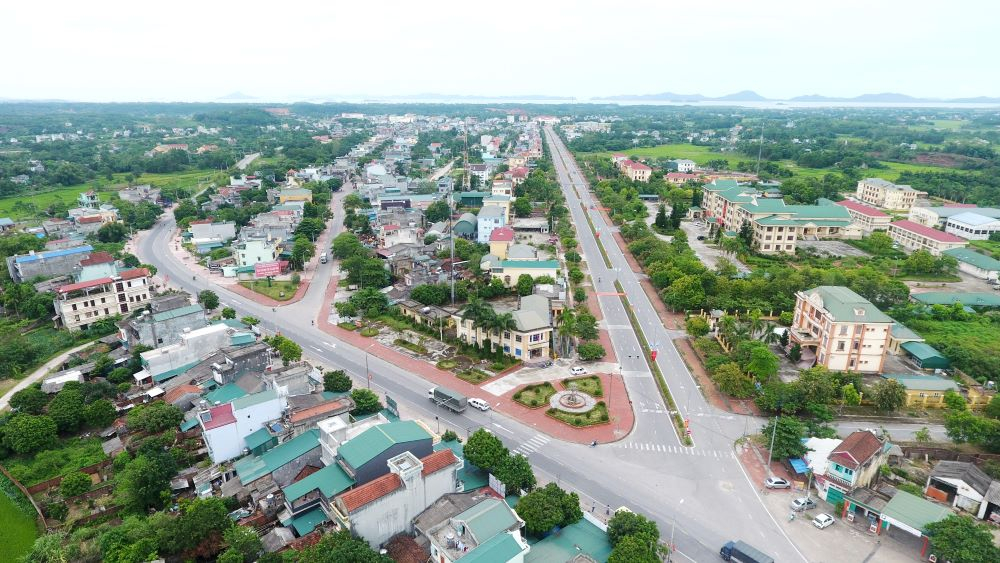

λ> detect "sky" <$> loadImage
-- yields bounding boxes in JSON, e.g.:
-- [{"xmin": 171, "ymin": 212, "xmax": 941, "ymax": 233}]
[{"xmin": 3, "ymin": 0, "xmax": 999, "ymax": 102}]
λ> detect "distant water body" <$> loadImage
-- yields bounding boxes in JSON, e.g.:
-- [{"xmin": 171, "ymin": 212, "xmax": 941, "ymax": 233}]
[{"xmin": 333, "ymin": 97, "xmax": 1000, "ymax": 109}]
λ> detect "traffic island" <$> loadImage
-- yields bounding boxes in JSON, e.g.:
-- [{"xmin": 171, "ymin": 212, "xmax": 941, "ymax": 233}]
[
  {"xmin": 513, "ymin": 382, "xmax": 557, "ymax": 408},
  {"xmin": 546, "ymin": 401, "xmax": 610, "ymax": 428}
]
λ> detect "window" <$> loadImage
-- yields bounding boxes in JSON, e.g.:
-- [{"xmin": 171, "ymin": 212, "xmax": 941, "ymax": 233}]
[
  {"xmin": 839, "ymin": 325, "xmax": 848, "ymax": 336},
  {"xmin": 515, "ymin": 335, "xmax": 522, "ymax": 342},
  {"xmin": 837, "ymin": 341, "xmax": 845, "ymax": 352},
  {"xmin": 530, "ymin": 333, "xmax": 543, "ymax": 342}
]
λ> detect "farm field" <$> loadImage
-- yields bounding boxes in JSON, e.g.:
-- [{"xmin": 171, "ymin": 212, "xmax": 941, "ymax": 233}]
[
  {"xmin": 581, "ymin": 142, "xmax": 971, "ymax": 182},
  {"xmin": 0, "ymin": 486, "xmax": 38, "ymax": 561},
  {"xmin": 0, "ymin": 168, "xmax": 224, "ymax": 218}
]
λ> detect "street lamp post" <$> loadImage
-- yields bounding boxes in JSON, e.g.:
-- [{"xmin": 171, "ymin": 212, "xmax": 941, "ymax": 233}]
[
  {"xmin": 766, "ymin": 415, "xmax": 779, "ymax": 476},
  {"xmin": 669, "ymin": 498, "xmax": 684, "ymax": 562}
]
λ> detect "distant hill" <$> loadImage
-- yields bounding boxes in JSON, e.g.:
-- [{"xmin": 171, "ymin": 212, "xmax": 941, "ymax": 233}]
[
  {"xmin": 216, "ymin": 91, "xmax": 257, "ymax": 101},
  {"xmin": 598, "ymin": 90, "xmax": 1000, "ymax": 104}
]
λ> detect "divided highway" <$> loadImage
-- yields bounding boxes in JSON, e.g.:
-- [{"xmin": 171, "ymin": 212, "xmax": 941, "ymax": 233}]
[{"xmin": 138, "ymin": 146, "xmax": 808, "ymax": 561}]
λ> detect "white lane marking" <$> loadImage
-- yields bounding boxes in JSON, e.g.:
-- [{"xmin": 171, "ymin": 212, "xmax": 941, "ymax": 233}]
[{"xmin": 492, "ymin": 423, "xmax": 514, "ymax": 436}]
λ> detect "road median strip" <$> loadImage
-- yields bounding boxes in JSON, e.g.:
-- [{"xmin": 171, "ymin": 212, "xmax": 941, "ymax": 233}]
[
  {"xmin": 615, "ymin": 280, "xmax": 693, "ymax": 447},
  {"xmin": 579, "ymin": 202, "xmax": 613, "ymax": 267}
]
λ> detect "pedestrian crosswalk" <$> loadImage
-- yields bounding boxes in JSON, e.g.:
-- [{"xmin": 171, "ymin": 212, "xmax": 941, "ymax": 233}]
[
  {"xmin": 611, "ymin": 442, "xmax": 735, "ymax": 458},
  {"xmin": 512, "ymin": 434, "xmax": 550, "ymax": 457}
]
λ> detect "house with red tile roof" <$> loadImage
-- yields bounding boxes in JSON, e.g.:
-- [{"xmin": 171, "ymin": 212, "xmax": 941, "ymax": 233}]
[
  {"xmin": 620, "ymin": 159, "xmax": 652, "ymax": 183},
  {"xmin": 888, "ymin": 220, "xmax": 968, "ymax": 256},
  {"xmin": 332, "ymin": 449, "xmax": 462, "ymax": 548},
  {"xmin": 836, "ymin": 200, "xmax": 891, "ymax": 234},
  {"xmin": 814, "ymin": 430, "xmax": 888, "ymax": 503}
]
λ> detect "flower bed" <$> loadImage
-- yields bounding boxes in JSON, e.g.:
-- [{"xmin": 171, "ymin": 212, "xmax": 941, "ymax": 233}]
[
  {"xmin": 359, "ymin": 327, "xmax": 379, "ymax": 337},
  {"xmin": 394, "ymin": 339, "xmax": 428, "ymax": 355},
  {"xmin": 547, "ymin": 401, "xmax": 610, "ymax": 427},
  {"xmin": 456, "ymin": 368, "xmax": 492, "ymax": 384},
  {"xmin": 436, "ymin": 359, "xmax": 459, "ymax": 370},
  {"xmin": 561, "ymin": 375, "xmax": 603, "ymax": 398},
  {"xmin": 513, "ymin": 382, "xmax": 557, "ymax": 408}
]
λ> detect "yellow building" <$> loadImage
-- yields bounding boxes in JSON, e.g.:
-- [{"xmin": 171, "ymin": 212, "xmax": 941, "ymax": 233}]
[
  {"xmin": 882, "ymin": 374, "xmax": 959, "ymax": 409},
  {"xmin": 278, "ymin": 188, "xmax": 313, "ymax": 204},
  {"xmin": 453, "ymin": 295, "xmax": 553, "ymax": 360}
]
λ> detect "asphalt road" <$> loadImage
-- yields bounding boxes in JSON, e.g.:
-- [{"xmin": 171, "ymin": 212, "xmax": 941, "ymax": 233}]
[
  {"xmin": 235, "ymin": 152, "xmax": 260, "ymax": 171},
  {"xmin": 139, "ymin": 151, "xmax": 808, "ymax": 561}
]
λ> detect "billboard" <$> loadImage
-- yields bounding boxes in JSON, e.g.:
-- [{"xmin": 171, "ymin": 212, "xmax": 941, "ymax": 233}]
[{"xmin": 254, "ymin": 261, "xmax": 281, "ymax": 278}]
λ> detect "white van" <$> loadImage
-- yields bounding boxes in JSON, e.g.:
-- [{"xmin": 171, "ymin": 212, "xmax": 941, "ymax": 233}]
[
  {"xmin": 468, "ymin": 398, "xmax": 490, "ymax": 411},
  {"xmin": 320, "ymin": 252, "xmax": 328, "ymax": 264}
]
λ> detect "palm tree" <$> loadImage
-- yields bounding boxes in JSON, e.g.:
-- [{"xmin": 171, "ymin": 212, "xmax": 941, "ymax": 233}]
[
  {"xmin": 493, "ymin": 312, "xmax": 517, "ymax": 335},
  {"xmin": 556, "ymin": 310, "xmax": 577, "ymax": 357},
  {"xmin": 461, "ymin": 298, "xmax": 489, "ymax": 325},
  {"xmin": 761, "ymin": 322, "xmax": 780, "ymax": 345},
  {"xmin": 474, "ymin": 307, "xmax": 498, "ymax": 336},
  {"xmin": 748, "ymin": 309, "xmax": 764, "ymax": 338},
  {"xmin": 719, "ymin": 314, "xmax": 737, "ymax": 338}
]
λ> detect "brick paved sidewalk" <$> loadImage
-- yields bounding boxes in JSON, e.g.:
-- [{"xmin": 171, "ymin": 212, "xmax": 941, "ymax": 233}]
[{"xmin": 314, "ymin": 273, "xmax": 634, "ymax": 443}]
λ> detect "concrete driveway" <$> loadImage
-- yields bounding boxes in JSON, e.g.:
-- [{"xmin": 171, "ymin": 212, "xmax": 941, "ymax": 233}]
[{"xmin": 680, "ymin": 221, "xmax": 750, "ymax": 273}]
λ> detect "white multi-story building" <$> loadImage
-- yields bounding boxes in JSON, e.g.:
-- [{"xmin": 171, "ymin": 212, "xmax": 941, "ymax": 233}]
[
  {"xmin": 789, "ymin": 286, "xmax": 894, "ymax": 373},
  {"xmin": 944, "ymin": 212, "xmax": 1000, "ymax": 241},
  {"xmin": 908, "ymin": 205, "xmax": 1000, "ymax": 228},
  {"xmin": 673, "ymin": 159, "xmax": 697, "ymax": 173},
  {"xmin": 888, "ymin": 220, "xmax": 968, "ymax": 256},
  {"xmin": 855, "ymin": 178, "xmax": 919, "ymax": 210},
  {"xmin": 54, "ymin": 268, "xmax": 152, "ymax": 331},
  {"xmin": 199, "ymin": 389, "xmax": 284, "ymax": 463},
  {"xmin": 477, "ymin": 205, "xmax": 507, "ymax": 243}
]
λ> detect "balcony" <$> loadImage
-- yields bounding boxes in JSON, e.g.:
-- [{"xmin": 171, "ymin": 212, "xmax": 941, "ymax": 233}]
[{"xmin": 790, "ymin": 327, "xmax": 821, "ymax": 346}]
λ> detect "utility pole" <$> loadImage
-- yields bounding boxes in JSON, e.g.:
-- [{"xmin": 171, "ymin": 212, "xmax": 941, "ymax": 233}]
[{"xmin": 766, "ymin": 415, "xmax": 779, "ymax": 476}]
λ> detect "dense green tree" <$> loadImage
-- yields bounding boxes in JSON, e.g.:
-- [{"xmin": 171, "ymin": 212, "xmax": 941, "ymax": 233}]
[
  {"xmin": 48, "ymin": 388, "xmax": 85, "ymax": 433},
  {"xmin": 746, "ymin": 347, "xmax": 779, "ymax": 380},
  {"xmin": 332, "ymin": 232, "xmax": 367, "ymax": 259},
  {"xmin": 870, "ymin": 379, "xmax": 907, "ymax": 412},
  {"xmin": 464, "ymin": 428, "xmax": 509, "ymax": 472},
  {"xmin": 985, "ymin": 395, "xmax": 1000, "ymax": 420},
  {"xmin": 608, "ymin": 510, "xmax": 660, "ymax": 546},
  {"xmin": 574, "ymin": 311, "xmax": 599, "ymax": 340},
  {"xmin": 84, "ymin": 399, "xmax": 117, "ymax": 428},
  {"xmin": 925, "ymin": 515, "xmax": 1000, "ymax": 563},
  {"xmin": 269, "ymin": 334, "xmax": 303, "ymax": 364},
  {"xmin": 685, "ymin": 316, "xmax": 710, "ymax": 337},
  {"xmin": 220, "ymin": 525, "xmax": 263, "ymax": 563},
  {"xmin": 411, "ymin": 283, "xmax": 449, "ymax": 306},
  {"xmin": 760, "ymin": 416, "xmax": 809, "ymax": 459},
  {"xmin": 515, "ymin": 483, "xmax": 583, "ymax": 536},
  {"xmin": 516, "ymin": 274, "xmax": 535, "ymax": 296},
  {"xmin": 350, "ymin": 388, "xmax": 382, "ymax": 416},
  {"xmin": 197, "ymin": 290, "xmax": 220, "ymax": 310},
  {"xmin": 943, "ymin": 390, "xmax": 968, "ymax": 411},
  {"xmin": 60, "ymin": 471, "xmax": 92, "ymax": 498},
  {"xmin": 221, "ymin": 307, "xmax": 236, "ymax": 319},
  {"xmin": 9, "ymin": 386, "xmax": 50, "ymax": 414},
  {"xmin": 117, "ymin": 453, "xmax": 176, "ymax": 513},
  {"xmin": 608, "ymin": 534, "xmax": 660, "ymax": 563},
  {"xmin": 713, "ymin": 362, "xmax": 755, "ymax": 398},
  {"xmin": 349, "ymin": 287, "xmax": 390, "ymax": 318},
  {"xmin": 292, "ymin": 530, "xmax": 393, "ymax": 562},
  {"xmin": 577, "ymin": 342, "xmax": 607, "ymax": 361},
  {"xmin": 662, "ymin": 274, "xmax": 705, "ymax": 311},
  {"xmin": 513, "ymin": 197, "xmax": 533, "ymax": 217},
  {"xmin": 126, "ymin": 401, "xmax": 183, "ymax": 433},
  {"xmin": 2, "ymin": 414, "xmax": 58, "ymax": 453},
  {"xmin": 495, "ymin": 453, "xmax": 536, "ymax": 495},
  {"xmin": 425, "ymin": 200, "xmax": 452, "ymax": 223},
  {"xmin": 323, "ymin": 370, "xmax": 353, "ymax": 393},
  {"xmin": 96, "ymin": 222, "xmax": 128, "ymax": 243}
]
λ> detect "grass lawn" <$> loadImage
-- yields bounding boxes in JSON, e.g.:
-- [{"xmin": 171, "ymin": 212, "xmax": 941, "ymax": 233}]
[
  {"xmin": 561, "ymin": 375, "xmax": 604, "ymax": 398},
  {"xmin": 547, "ymin": 402, "xmax": 610, "ymax": 427},
  {"xmin": 456, "ymin": 369, "xmax": 492, "ymax": 384},
  {"xmin": 513, "ymin": 382, "xmax": 556, "ymax": 408},
  {"xmin": 905, "ymin": 318, "xmax": 1000, "ymax": 383},
  {"xmin": 0, "ymin": 492, "xmax": 37, "ymax": 561},
  {"xmin": 581, "ymin": 144, "xmax": 744, "ymax": 167},
  {"xmin": 238, "ymin": 280, "xmax": 299, "ymax": 301},
  {"xmin": 0, "ymin": 168, "xmax": 223, "ymax": 219},
  {"xmin": 970, "ymin": 240, "xmax": 1000, "ymax": 259},
  {"xmin": 394, "ymin": 339, "xmax": 428, "ymax": 355},
  {"xmin": 359, "ymin": 327, "xmax": 379, "ymax": 337},
  {"xmin": 436, "ymin": 359, "xmax": 459, "ymax": 370},
  {"xmin": 894, "ymin": 273, "xmax": 962, "ymax": 282}
]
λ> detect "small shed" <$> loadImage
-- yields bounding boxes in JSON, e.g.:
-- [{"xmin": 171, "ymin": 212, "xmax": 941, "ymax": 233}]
[
  {"xmin": 900, "ymin": 341, "xmax": 950, "ymax": 370},
  {"xmin": 41, "ymin": 370, "xmax": 84, "ymax": 393},
  {"xmin": 925, "ymin": 461, "xmax": 994, "ymax": 517},
  {"xmin": 878, "ymin": 491, "xmax": 951, "ymax": 558}
]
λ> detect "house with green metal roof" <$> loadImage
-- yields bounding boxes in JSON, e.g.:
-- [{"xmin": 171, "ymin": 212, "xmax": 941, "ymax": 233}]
[
  {"xmin": 942, "ymin": 247, "xmax": 1000, "ymax": 281},
  {"xmin": 336, "ymin": 420, "xmax": 433, "ymax": 484},
  {"xmin": 878, "ymin": 490, "xmax": 951, "ymax": 558},
  {"xmin": 911, "ymin": 291, "xmax": 1000, "ymax": 309},
  {"xmin": 281, "ymin": 463, "xmax": 355, "ymax": 518},
  {"xmin": 900, "ymin": 341, "xmax": 950, "ymax": 370},
  {"xmin": 791, "ymin": 286, "xmax": 894, "ymax": 373},
  {"xmin": 235, "ymin": 429, "xmax": 322, "ymax": 486},
  {"xmin": 882, "ymin": 374, "xmax": 960, "ymax": 409}
]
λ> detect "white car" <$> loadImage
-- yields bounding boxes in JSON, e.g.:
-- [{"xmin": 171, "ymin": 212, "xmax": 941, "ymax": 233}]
[
  {"xmin": 570, "ymin": 367, "xmax": 587, "ymax": 375},
  {"xmin": 812, "ymin": 513, "xmax": 835, "ymax": 529},
  {"xmin": 468, "ymin": 398, "xmax": 490, "ymax": 411}
]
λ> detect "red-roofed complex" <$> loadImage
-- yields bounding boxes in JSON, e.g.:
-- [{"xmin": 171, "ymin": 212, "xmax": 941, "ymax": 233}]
[
  {"xmin": 79, "ymin": 252, "xmax": 116, "ymax": 266},
  {"xmin": 888, "ymin": 220, "xmax": 968, "ymax": 256},
  {"xmin": 815, "ymin": 430, "xmax": 889, "ymax": 500},
  {"xmin": 337, "ymin": 472, "xmax": 403, "ymax": 513},
  {"xmin": 836, "ymin": 200, "xmax": 891, "ymax": 234},
  {"xmin": 420, "ymin": 449, "xmax": 458, "ymax": 477},
  {"xmin": 54, "ymin": 268, "xmax": 152, "ymax": 331},
  {"xmin": 619, "ymin": 159, "xmax": 652, "ymax": 183}
]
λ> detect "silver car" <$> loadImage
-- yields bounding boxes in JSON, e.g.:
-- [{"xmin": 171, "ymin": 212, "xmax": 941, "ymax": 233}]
[
  {"xmin": 791, "ymin": 497, "xmax": 817, "ymax": 511},
  {"xmin": 764, "ymin": 477, "xmax": 791, "ymax": 489}
]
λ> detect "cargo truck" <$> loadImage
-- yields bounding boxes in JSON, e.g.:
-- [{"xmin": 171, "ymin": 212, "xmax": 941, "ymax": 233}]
[
  {"xmin": 719, "ymin": 540, "xmax": 773, "ymax": 563},
  {"xmin": 428, "ymin": 386, "xmax": 467, "ymax": 413}
]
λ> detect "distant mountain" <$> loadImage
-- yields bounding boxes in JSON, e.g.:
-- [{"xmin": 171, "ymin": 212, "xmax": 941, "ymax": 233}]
[
  {"xmin": 592, "ymin": 92, "xmax": 707, "ymax": 102},
  {"xmin": 714, "ymin": 90, "xmax": 768, "ymax": 101},
  {"xmin": 216, "ymin": 91, "xmax": 257, "ymax": 101}
]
